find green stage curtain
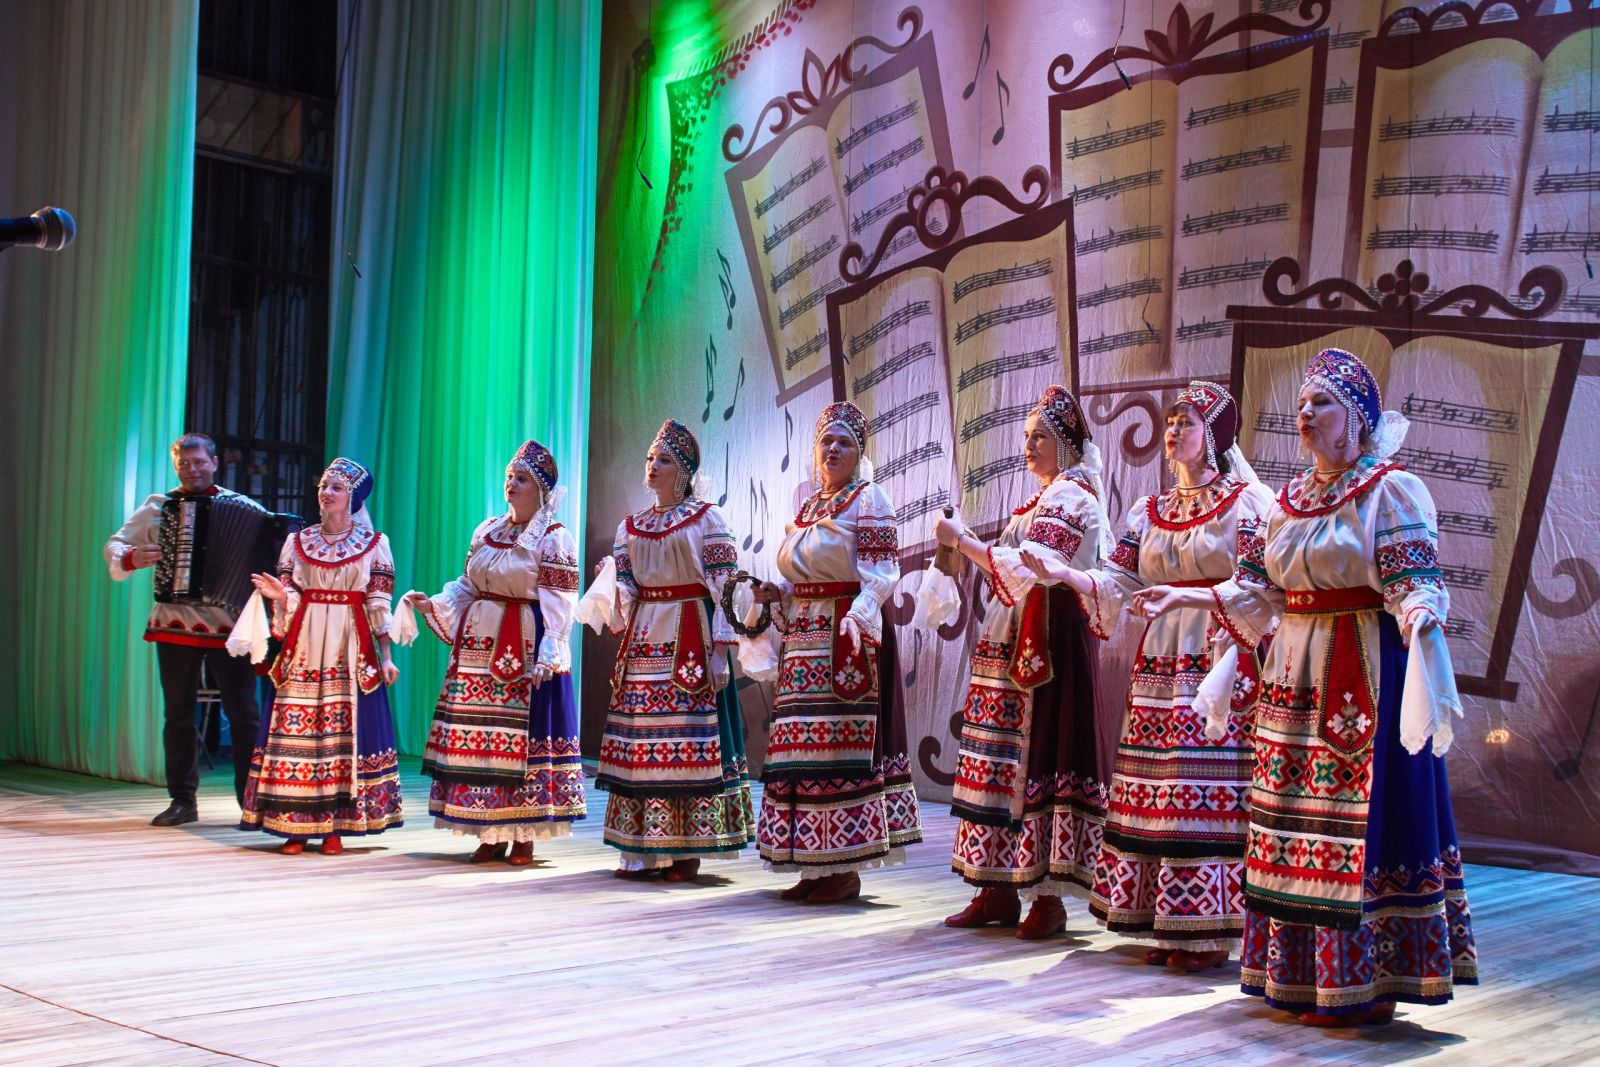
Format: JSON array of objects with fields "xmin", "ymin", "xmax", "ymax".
[
  {"xmin": 329, "ymin": 0, "xmax": 601, "ymax": 751},
  {"xmin": 0, "ymin": 1, "xmax": 199, "ymax": 782}
]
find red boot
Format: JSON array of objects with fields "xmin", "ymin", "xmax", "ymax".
[
  {"xmin": 1297, "ymin": 1002, "xmax": 1396, "ymax": 1027},
  {"xmin": 279, "ymin": 838, "xmax": 305, "ymax": 855},
  {"xmin": 664, "ymin": 858, "xmax": 701, "ymax": 882},
  {"xmin": 470, "ymin": 842, "xmax": 508, "ymax": 864},
  {"xmin": 945, "ymin": 888, "xmax": 1022, "ymax": 928},
  {"xmin": 320, "ymin": 835, "xmax": 344, "ymax": 856},
  {"xmin": 805, "ymin": 871, "xmax": 861, "ymax": 903},
  {"xmin": 780, "ymin": 878, "xmax": 819, "ymax": 901},
  {"xmin": 507, "ymin": 841, "xmax": 535, "ymax": 867},
  {"xmin": 1016, "ymin": 896, "xmax": 1067, "ymax": 940},
  {"xmin": 1169, "ymin": 949, "xmax": 1230, "ymax": 972},
  {"xmin": 1143, "ymin": 948, "xmax": 1173, "ymax": 966}
]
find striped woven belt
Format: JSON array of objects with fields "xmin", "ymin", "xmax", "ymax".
[
  {"xmin": 635, "ymin": 582, "xmax": 710, "ymax": 602},
  {"xmin": 1283, "ymin": 587, "xmax": 1384, "ymax": 614},
  {"xmin": 792, "ymin": 581, "xmax": 861, "ymax": 600}
]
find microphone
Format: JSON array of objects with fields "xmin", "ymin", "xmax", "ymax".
[{"xmin": 0, "ymin": 207, "xmax": 77, "ymax": 251}]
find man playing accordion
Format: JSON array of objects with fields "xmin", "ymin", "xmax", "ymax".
[{"xmin": 104, "ymin": 432, "xmax": 268, "ymax": 827}]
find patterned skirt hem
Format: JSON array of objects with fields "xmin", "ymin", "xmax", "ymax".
[
  {"xmin": 239, "ymin": 815, "xmax": 404, "ymax": 839},
  {"xmin": 763, "ymin": 846, "xmax": 907, "ymax": 878},
  {"xmin": 1240, "ymin": 979, "xmax": 1461, "ymax": 1012},
  {"xmin": 614, "ymin": 849, "xmax": 748, "ymax": 871},
  {"xmin": 951, "ymin": 864, "xmax": 1094, "ymax": 896},
  {"xmin": 603, "ymin": 834, "xmax": 755, "ymax": 858},
  {"xmin": 432, "ymin": 818, "xmax": 576, "ymax": 844}
]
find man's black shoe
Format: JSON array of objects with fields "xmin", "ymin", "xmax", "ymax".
[{"xmin": 151, "ymin": 801, "xmax": 198, "ymax": 827}]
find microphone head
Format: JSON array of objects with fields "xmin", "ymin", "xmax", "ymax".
[{"xmin": 31, "ymin": 206, "xmax": 77, "ymax": 251}]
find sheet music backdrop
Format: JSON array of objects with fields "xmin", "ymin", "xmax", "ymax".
[{"xmin": 588, "ymin": 0, "xmax": 1600, "ymax": 866}]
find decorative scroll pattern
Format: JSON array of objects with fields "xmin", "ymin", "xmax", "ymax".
[
  {"xmin": 1261, "ymin": 257, "xmax": 1567, "ymax": 319},
  {"xmin": 1046, "ymin": 0, "xmax": 1332, "ymax": 94},
  {"xmin": 723, "ymin": 7, "xmax": 924, "ymax": 162},
  {"xmin": 840, "ymin": 165, "xmax": 1051, "ymax": 283}
]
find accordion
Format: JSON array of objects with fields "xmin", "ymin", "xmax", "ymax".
[{"xmin": 153, "ymin": 493, "xmax": 303, "ymax": 615}]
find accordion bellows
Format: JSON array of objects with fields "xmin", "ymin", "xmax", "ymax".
[{"xmin": 154, "ymin": 493, "xmax": 300, "ymax": 615}]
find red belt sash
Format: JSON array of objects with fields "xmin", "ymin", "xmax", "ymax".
[
  {"xmin": 482, "ymin": 593, "xmax": 533, "ymax": 681},
  {"xmin": 793, "ymin": 581, "xmax": 873, "ymax": 702},
  {"xmin": 621, "ymin": 582, "xmax": 713, "ymax": 695},
  {"xmin": 272, "ymin": 588, "xmax": 383, "ymax": 695},
  {"xmin": 1008, "ymin": 586, "xmax": 1053, "ymax": 690},
  {"xmin": 1171, "ymin": 577, "xmax": 1221, "ymax": 588},
  {"xmin": 1286, "ymin": 587, "xmax": 1384, "ymax": 754}
]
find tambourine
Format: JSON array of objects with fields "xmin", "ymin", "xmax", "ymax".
[{"xmin": 721, "ymin": 570, "xmax": 773, "ymax": 638}]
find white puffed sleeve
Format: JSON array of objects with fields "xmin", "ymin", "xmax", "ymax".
[
  {"xmin": 988, "ymin": 478, "xmax": 1099, "ymax": 609},
  {"xmin": 699, "ymin": 504, "xmax": 741, "ymax": 648},
  {"xmin": 1209, "ymin": 491, "xmax": 1283, "ymax": 651},
  {"xmin": 364, "ymin": 534, "xmax": 397, "ymax": 637},
  {"xmin": 104, "ymin": 493, "xmax": 166, "ymax": 580},
  {"xmin": 425, "ymin": 518, "xmax": 492, "ymax": 644},
  {"xmin": 534, "ymin": 523, "xmax": 581, "ymax": 674},
  {"xmin": 1372, "ymin": 470, "xmax": 1461, "ymax": 754},
  {"xmin": 847, "ymin": 481, "xmax": 900, "ymax": 646},
  {"xmin": 1076, "ymin": 497, "xmax": 1151, "ymax": 640}
]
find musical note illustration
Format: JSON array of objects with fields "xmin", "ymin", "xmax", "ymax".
[
  {"xmin": 721, "ymin": 357, "xmax": 746, "ymax": 421},
  {"xmin": 962, "ymin": 26, "xmax": 990, "ymax": 100},
  {"xmin": 952, "ymin": 260, "xmax": 1053, "ymax": 303},
  {"xmin": 716, "ymin": 444, "xmax": 730, "ymax": 508},
  {"xmin": 1379, "ymin": 111, "xmax": 1516, "ymax": 141},
  {"xmin": 992, "ymin": 72, "xmax": 1010, "ymax": 145},
  {"xmin": 850, "ymin": 300, "xmax": 934, "ymax": 355},
  {"xmin": 784, "ymin": 330, "xmax": 827, "ymax": 372},
  {"xmin": 1437, "ymin": 511, "xmax": 1498, "ymax": 539},
  {"xmin": 1371, "ymin": 173, "xmax": 1510, "ymax": 198},
  {"xmin": 1177, "ymin": 258, "xmax": 1271, "ymax": 290},
  {"xmin": 1185, "ymin": 88, "xmax": 1298, "ymax": 129},
  {"xmin": 1533, "ymin": 168, "xmax": 1600, "ymax": 196},
  {"xmin": 1520, "ymin": 226, "xmax": 1600, "ymax": 255},
  {"xmin": 1081, "ymin": 326, "xmax": 1161, "ymax": 355},
  {"xmin": 741, "ymin": 480, "xmax": 771, "ymax": 554},
  {"xmin": 762, "ymin": 198, "xmax": 833, "ymax": 255},
  {"xmin": 702, "ymin": 335, "xmax": 717, "ymax": 423},
  {"xmin": 1402, "ymin": 394, "xmax": 1518, "ymax": 433},
  {"xmin": 1076, "ymin": 224, "xmax": 1163, "ymax": 256},
  {"xmin": 955, "ymin": 346, "xmax": 1056, "ymax": 390},
  {"xmin": 1181, "ymin": 144, "xmax": 1290, "ymax": 180},
  {"xmin": 854, "ymin": 341, "xmax": 937, "ymax": 397},
  {"xmin": 842, "ymin": 138, "xmax": 926, "ymax": 197},
  {"xmin": 1367, "ymin": 225, "xmax": 1499, "ymax": 252},
  {"xmin": 1544, "ymin": 106, "xmax": 1600, "ymax": 134},
  {"xmin": 1181, "ymin": 202, "xmax": 1289, "ymax": 237},
  {"xmin": 953, "ymin": 295, "xmax": 1055, "ymax": 345},
  {"xmin": 770, "ymin": 237, "xmax": 841, "ymax": 295},
  {"xmin": 852, "ymin": 184, "xmax": 918, "ymax": 236},
  {"xmin": 1324, "ymin": 79, "xmax": 1353, "ymax": 107},
  {"xmin": 1075, "ymin": 275, "xmax": 1164, "ymax": 308},
  {"xmin": 835, "ymin": 101, "xmax": 920, "ymax": 159},
  {"xmin": 1072, "ymin": 169, "xmax": 1164, "ymax": 204},
  {"xmin": 780, "ymin": 409, "xmax": 793, "ymax": 472},
  {"xmin": 753, "ymin": 158, "xmax": 826, "ymax": 219},
  {"xmin": 777, "ymin": 278, "xmax": 846, "ymax": 330},
  {"xmin": 1064, "ymin": 119, "xmax": 1165, "ymax": 160},
  {"xmin": 717, "ymin": 248, "xmax": 737, "ymax": 330},
  {"xmin": 876, "ymin": 441, "xmax": 944, "ymax": 482},
  {"xmin": 904, "ymin": 628, "xmax": 925, "ymax": 689},
  {"xmin": 1252, "ymin": 411, "xmax": 1298, "ymax": 436}
]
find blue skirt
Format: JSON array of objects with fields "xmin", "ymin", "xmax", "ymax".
[{"xmin": 1240, "ymin": 613, "xmax": 1478, "ymax": 1012}]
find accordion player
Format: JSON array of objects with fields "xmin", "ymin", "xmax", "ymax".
[{"xmin": 154, "ymin": 493, "xmax": 302, "ymax": 616}]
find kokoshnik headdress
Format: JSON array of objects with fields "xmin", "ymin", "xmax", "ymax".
[
  {"xmin": 1029, "ymin": 385, "xmax": 1114, "ymax": 555},
  {"xmin": 651, "ymin": 419, "xmax": 701, "ymax": 501},
  {"xmin": 1301, "ymin": 347, "xmax": 1409, "ymax": 460},
  {"xmin": 813, "ymin": 400, "xmax": 873, "ymax": 484},
  {"xmin": 321, "ymin": 457, "xmax": 375, "ymax": 530}
]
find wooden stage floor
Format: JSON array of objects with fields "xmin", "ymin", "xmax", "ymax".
[{"xmin": 1, "ymin": 760, "xmax": 1596, "ymax": 1067}]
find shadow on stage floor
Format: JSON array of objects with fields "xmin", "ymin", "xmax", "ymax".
[{"xmin": 1, "ymin": 759, "xmax": 1593, "ymax": 1066}]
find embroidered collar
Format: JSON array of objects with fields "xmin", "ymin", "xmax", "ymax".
[
  {"xmin": 295, "ymin": 524, "xmax": 379, "ymax": 566},
  {"xmin": 1280, "ymin": 458, "xmax": 1401, "ymax": 517},
  {"xmin": 483, "ymin": 513, "xmax": 564, "ymax": 549},
  {"xmin": 626, "ymin": 498, "xmax": 711, "ymax": 539},
  {"xmin": 1149, "ymin": 476, "xmax": 1247, "ymax": 530},
  {"xmin": 1013, "ymin": 474, "xmax": 1093, "ymax": 516},
  {"xmin": 795, "ymin": 481, "xmax": 867, "ymax": 527}
]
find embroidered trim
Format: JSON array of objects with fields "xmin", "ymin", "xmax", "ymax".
[
  {"xmin": 1148, "ymin": 477, "xmax": 1248, "ymax": 531},
  {"xmin": 626, "ymin": 500, "xmax": 712, "ymax": 539},
  {"xmin": 294, "ymin": 526, "xmax": 381, "ymax": 568},
  {"xmin": 987, "ymin": 545, "xmax": 1018, "ymax": 607},
  {"xmin": 1209, "ymin": 588, "xmax": 1253, "ymax": 648},
  {"xmin": 793, "ymin": 481, "xmax": 869, "ymax": 527},
  {"xmin": 1280, "ymin": 462, "xmax": 1402, "ymax": 517}
]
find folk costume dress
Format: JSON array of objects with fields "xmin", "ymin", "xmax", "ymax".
[
  {"xmin": 418, "ymin": 441, "xmax": 585, "ymax": 844},
  {"xmin": 240, "ymin": 459, "xmax": 404, "ymax": 838},
  {"xmin": 950, "ymin": 470, "xmax": 1110, "ymax": 898},
  {"xmin": 595, "ymin": 421, "xmax": 754, "ymax": 869},
  {"xmin": 596, "ymin": 498, "xmax": 753, "ymax": 867},
  {"xmin": 1209, "ymin": 349, "xmax": 1476, "ymax": 1014},
  {"xmin": 759, "ymin": 404, "xmax": 923, "ymax": 876},
  {"xmin": 1079, "ymin": 382, "xmax": 1274, "ymax": 953}
]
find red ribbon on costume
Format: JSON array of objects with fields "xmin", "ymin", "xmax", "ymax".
[
  {"xmin": 793, "ymin": 581, "xmax": 872, "ymax": 702},
  {"xmin": 481, "ymin": 593, "xmax": 532, "ymax": 681},
  {"xmin": 627, "ymin": 582, "xmax": 713, "ymax": 695},
  {"xmin": 271, "ymin": 588, "xmax": 383, "ymax": 695},
  {"xmin": 1286, "ymin": 586, "xmax": 1384, "ymax": 754},
  {"xmin": 1007, "ymin": 586, "xmax": 1053, "ymax": 690}
]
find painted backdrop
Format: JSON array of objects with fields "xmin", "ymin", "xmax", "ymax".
[{"xmin": 588, "ymin": 0, "xmax": 1600, "ymax": 865}]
